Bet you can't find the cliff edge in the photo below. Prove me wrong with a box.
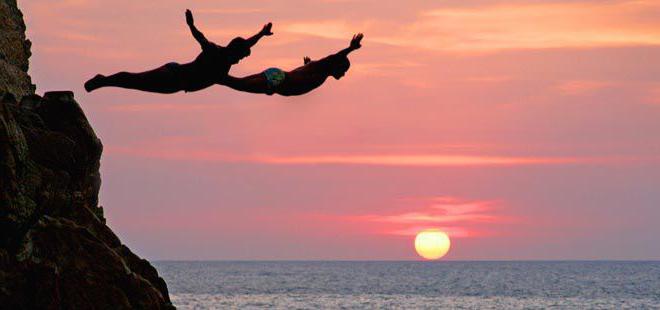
[0,1,173,308]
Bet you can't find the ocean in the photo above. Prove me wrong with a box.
[153,261,660,309]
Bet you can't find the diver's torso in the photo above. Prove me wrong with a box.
[181,46,231,92]
[278,67,328,96]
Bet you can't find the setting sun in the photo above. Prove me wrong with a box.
[415,230,451,260]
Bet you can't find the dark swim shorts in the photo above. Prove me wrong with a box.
[263,67,286,90]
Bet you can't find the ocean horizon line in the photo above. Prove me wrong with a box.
[153,259,660,263]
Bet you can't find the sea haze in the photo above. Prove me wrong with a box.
[154,261,660,309]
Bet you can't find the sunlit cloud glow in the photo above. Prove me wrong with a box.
[106,146,589,167]
[281,1,660,51]
[336,196,508,238]
[256,154,581,166]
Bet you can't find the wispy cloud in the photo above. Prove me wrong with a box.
[53,32,102,43]
[104,103,223,112]
[418,1,660,49]
[557,80,613,95]
[328,196,508,238]
[281,20,356,41]
[281,1,660,51]
[254,155,585,166]
[196,8,267,15]
[39,46,138,60]
[106,146,588,167]
[351,61,423,76]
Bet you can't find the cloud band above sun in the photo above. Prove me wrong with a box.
[106,146,598,167]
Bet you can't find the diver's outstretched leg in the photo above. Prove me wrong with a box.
[84,74,106,92]
[85,64,182,94]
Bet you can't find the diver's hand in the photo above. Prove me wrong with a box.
[186,9,194,26]
[350,33,363,50]
[304,56,311,65]
[261,22,273,36]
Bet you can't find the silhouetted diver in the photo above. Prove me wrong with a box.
[219,33,363,96]
[84,9,272,93]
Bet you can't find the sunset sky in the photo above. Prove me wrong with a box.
[22,0,660,260]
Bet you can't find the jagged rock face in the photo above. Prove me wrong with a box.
[0,1,174,308]
[0,0,35,100]
[0,92,173,309]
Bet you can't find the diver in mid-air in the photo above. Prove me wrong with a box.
[219,33,363,96]
[84,9,273,93]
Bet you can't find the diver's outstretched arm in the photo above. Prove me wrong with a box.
[220,74,269,94]
[186,9,212,49]
[245,23,273,48]
[336,33,363,57]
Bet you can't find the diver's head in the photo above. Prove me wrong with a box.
[227,37,251,64]
[327,55,351,80]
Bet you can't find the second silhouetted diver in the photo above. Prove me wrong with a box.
[219,33,363,96]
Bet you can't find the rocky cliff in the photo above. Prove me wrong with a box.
[0,1,173,308]
[0,0,34,100]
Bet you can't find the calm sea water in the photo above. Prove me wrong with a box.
[153,261,660,309]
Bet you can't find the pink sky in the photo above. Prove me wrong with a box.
[22,0,660,260]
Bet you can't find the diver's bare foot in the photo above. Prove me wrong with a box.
[84,74,105,92]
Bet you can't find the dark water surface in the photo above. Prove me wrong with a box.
[154,261,660,309]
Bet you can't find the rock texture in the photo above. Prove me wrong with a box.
[0,1,174,309]
[0,0,35,100]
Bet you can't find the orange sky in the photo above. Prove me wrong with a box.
[21,0,660,260]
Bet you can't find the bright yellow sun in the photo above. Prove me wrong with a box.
[414,230,451,260]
